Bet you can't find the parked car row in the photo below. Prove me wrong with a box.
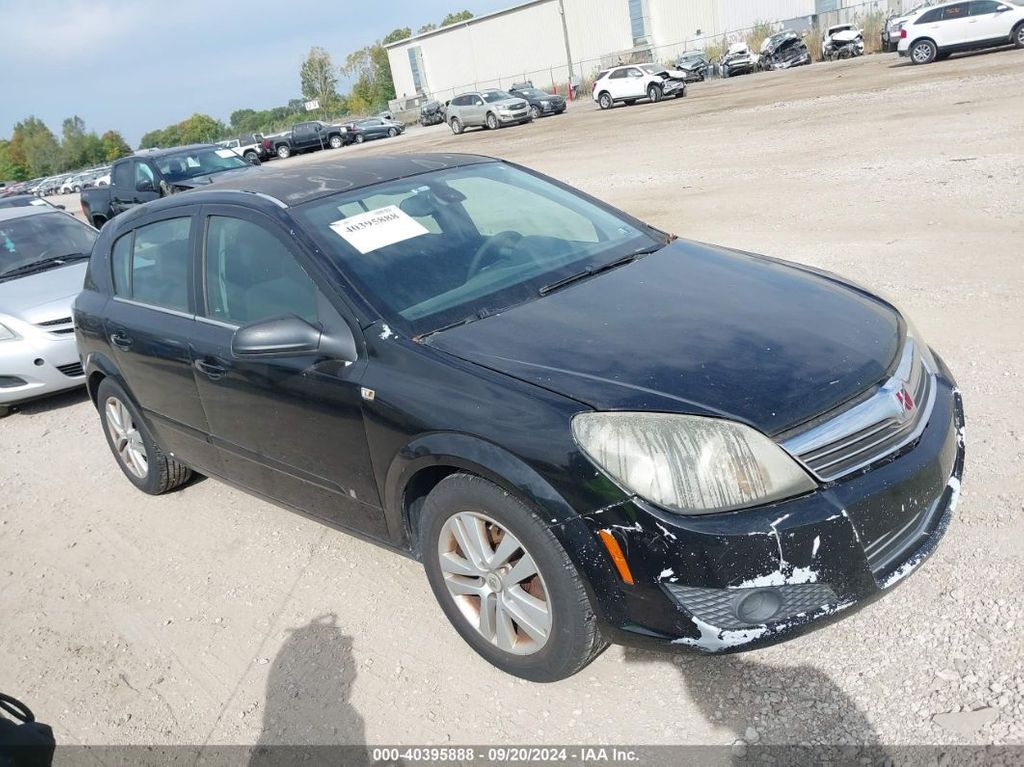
[262,117,406,159]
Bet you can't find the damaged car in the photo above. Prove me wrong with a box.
[674,50,711,82]
[822,23,866,60]
[721,42,758,77]
[419,100,446,126]
[760,30,812,70]
[75,153,966,682]
[592,64,687,109]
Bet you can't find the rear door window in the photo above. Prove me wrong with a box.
[125,217,193,312]
[111,162,132,188]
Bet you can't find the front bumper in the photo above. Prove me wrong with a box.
[497,110,530,124]
[0,330,84,406]
[564,359,964,653]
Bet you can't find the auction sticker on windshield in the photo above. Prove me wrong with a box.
[329,205,429,254]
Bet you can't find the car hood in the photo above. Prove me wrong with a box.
[0,262,87,322]
[426,241,901,435]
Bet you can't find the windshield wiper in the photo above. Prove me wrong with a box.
[538,244,664,297]
[417,307,500,340]
[0,253,90,279]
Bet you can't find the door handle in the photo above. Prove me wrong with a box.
[110,331,133,350]
[195,359,227,380]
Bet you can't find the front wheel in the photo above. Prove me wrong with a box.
[910,39,937,65]
[276,144,291,159]
[1013,22,1024,48]
[647,84,663,103]
[450,117,463,135]
[597,92,612,109]
[529,105,541,119]
[354,134,365,144]
[420,474,608,682]
[329,135,343,149]
[387,127,398,137]
[486,112,499,130]
[97,379,192,495]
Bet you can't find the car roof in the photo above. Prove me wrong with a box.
[0,205,60,222]
[202,152,497,206]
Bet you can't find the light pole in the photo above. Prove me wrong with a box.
[557,0,576,99]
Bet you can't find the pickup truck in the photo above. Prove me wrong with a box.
[216,132,267,164]
[262,121,349,159]
[79,144,260,228]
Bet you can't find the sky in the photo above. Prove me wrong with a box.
[0,0,511,147]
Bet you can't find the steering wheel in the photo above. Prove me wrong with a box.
[466,231,527,278]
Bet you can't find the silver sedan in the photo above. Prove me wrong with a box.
[0,206,97,415]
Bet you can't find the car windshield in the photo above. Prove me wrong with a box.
[155,147,248,182]
[482,90,514,103]
[0,212,97,278]
[295,162,663,336]
[517,88,552,99]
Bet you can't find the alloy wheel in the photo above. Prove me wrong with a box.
[105,396,148,479]
[912,42,934,64]
[437,511,552,656]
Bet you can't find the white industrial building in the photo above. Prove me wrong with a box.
[386,0,823,107]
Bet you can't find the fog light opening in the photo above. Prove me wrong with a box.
[33,358,45,367]
[734,588,783,624]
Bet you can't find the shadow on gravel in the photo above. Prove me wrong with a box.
[249,613,370,766]
[1,386,89,418]
[625,648,885,761]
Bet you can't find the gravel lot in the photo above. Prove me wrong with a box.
[3,51,1023,751]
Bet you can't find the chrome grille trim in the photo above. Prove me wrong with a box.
[782,339,936,482]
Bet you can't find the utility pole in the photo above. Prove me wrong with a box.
[557,0,576,99]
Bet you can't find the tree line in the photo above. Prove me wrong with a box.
[1,9,473,180]
[0,116,132,181]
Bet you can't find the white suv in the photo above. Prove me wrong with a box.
[592,64,687,110]
[899,0,1024,63]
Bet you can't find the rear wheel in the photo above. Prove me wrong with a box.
[1013,22,1024,48]
[450,117,463,135]
[910,39,937,65]
[97,379,192,495]
[419,474,608,682]
[276,144,291,159]
[598,92,613,109]
[647,84,663,103]
[486,112,499,130]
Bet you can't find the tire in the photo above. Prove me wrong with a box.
[419,473,608,682]
[329,135,343,149]
[74,185,81,193]
[1013,22,1024,49]
[486,112,499,130]
[647,84,663,103]
[243,151,258,164]
[529,105,541,119]
[276,144,291,159]
[597,91,613,110]
[450,117,463,135]
[354,134,365,144]
[96,378,192,495]
[910,38,937,65]
[387,127,398,137]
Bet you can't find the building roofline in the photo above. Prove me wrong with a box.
[384,0,549,49]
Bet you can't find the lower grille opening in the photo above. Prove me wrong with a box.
[0,375,28,389]
[664,582,838,630]
[57,362,84,378]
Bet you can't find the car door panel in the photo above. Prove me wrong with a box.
[969,1,1013,41]
[190,205,385,537]
[102,210,219,472]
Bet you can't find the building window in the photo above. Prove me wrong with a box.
[628,0,649,45]
[408,47,426,94]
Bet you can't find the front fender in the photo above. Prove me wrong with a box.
[383,431,628,623]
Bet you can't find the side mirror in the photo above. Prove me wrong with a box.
[231,315,357,362]
[995,3,1009,10]
[136,179,155,193]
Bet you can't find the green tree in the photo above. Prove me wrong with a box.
[439,10,473,27]
[138,129,163,150]
[9,117,61,177]
[343,28,410,112]
[416,22,437,34]
[300,46,341,113]
[178,113,225,144]
[100,130,132,162]
[0,139,27,180]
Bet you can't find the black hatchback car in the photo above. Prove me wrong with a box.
[74,154,965,682]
